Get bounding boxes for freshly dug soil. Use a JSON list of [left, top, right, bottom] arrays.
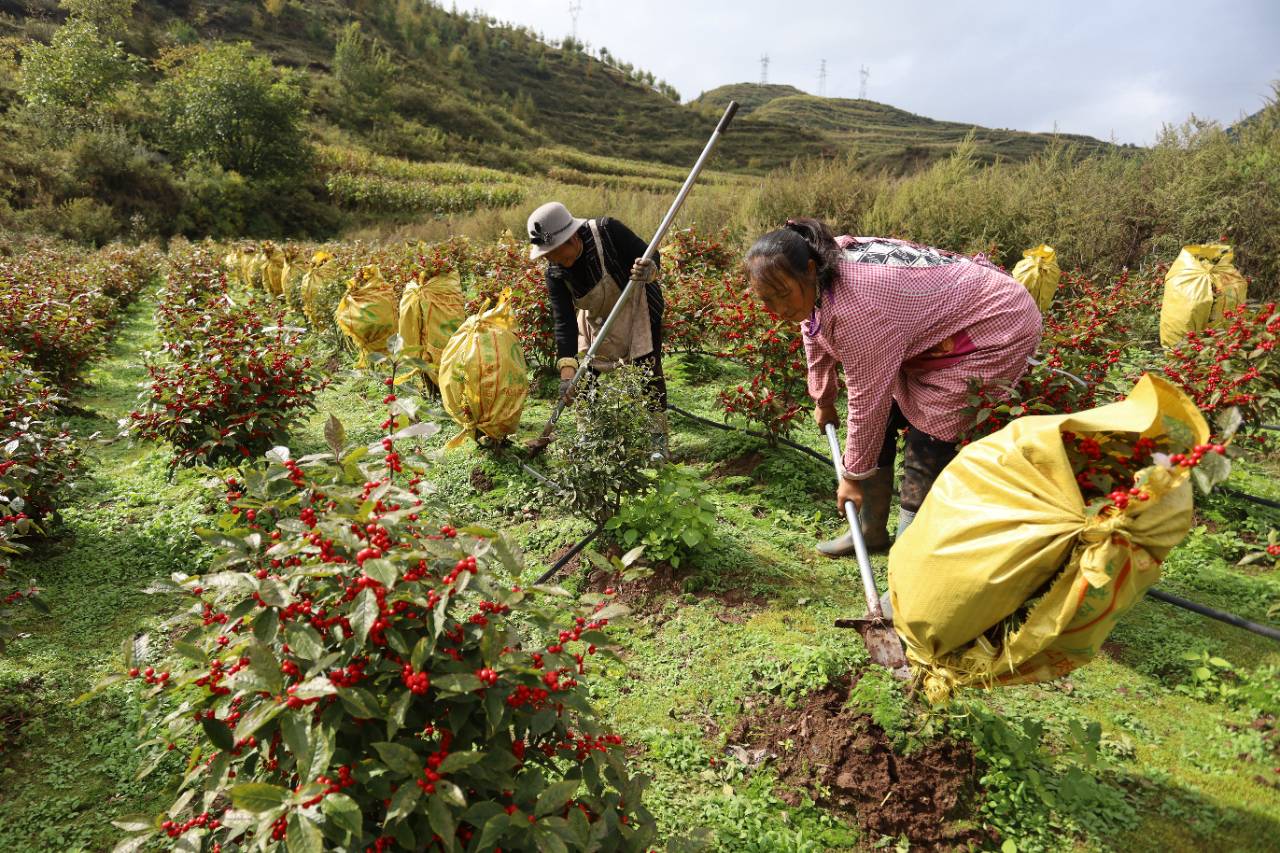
[[711, 451, 765, 480], [730, 680, 987, 848]]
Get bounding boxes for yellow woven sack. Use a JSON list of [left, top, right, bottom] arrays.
[[335, 265, 397, 367], [398, 269, 466, 384], [301, 252, 337, 331], [222, 249, 244, 286], [1011, 244, 1061, 312], [261, 242, 286, 297], [279, 249, 301, 311], [439, 292, 529, 448], [889, 375, 1207, 703], [238, 247, 265, 291], [1159, 244, 1248, 348]]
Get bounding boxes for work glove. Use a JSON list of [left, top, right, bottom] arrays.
[[558, 378, 576, 404], [630, 257, 657, 284]]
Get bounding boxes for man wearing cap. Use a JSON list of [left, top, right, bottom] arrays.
[[527, 201, 669, 460]]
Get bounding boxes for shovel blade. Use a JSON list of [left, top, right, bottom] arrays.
[[837, 617, 912, 680]]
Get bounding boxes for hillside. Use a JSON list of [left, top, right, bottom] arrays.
[[0, 0, 1121, 242], [693, 84, 1116, 171]]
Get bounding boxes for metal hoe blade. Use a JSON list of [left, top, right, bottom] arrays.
[[824, 423, 912, 679]]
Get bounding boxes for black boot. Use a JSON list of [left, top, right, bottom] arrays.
[[815, 467, 894, 557]]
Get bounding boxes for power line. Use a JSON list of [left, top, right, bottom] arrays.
[[760, 53, 769, 85], [859, 65, 870, 100], [818, 59, 827, 97]]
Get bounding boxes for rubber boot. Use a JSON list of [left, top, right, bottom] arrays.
[[648, 410, 670, 465], [816, 466, 894, 557], [896, 508, 916, 538]]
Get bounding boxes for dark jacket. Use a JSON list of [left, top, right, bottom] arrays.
[[545, 217, 664, 360]]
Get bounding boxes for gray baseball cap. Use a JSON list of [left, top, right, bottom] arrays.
[[526, 201, 586, 260]]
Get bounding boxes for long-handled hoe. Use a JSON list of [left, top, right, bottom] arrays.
[[823, 422, 913, 680], [524, 101, 740, 457]]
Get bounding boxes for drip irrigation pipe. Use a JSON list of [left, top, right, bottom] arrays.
[[1218, 486, 1280, 511], [666, 404, 830, 467], [534, 525, 603, 585], [1146, 588, 1280, 643]]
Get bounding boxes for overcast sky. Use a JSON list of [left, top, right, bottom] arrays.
[[462, 0, 1278, 145]]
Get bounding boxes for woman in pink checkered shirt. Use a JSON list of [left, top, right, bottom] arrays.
[[746, 218, 1042, 560]]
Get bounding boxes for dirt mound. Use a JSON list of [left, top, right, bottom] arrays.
[[583, 561, 687, 611], [730, 681, 987, 848], [469, 467, 495, 492], [711, 451, 765, 479]]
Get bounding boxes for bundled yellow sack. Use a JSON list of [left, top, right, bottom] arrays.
[[439, 292, 529, 448], [1011, 244, 1061, 312], [398, 269, 466, 384], [279, 248, 301, 311], [335, 265, 397, 367], [301, 252, 338, 331], [1159, 244, 1248, 348], [222, 248, 244, 286], [889, 375, 1207, 704], [261, 242, 286, 297], [238, 247, 265, 291]]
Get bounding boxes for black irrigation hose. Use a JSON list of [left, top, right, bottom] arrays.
[[1146, 588, 1280, 643], [1219, 486, 1280, 511], [666, 403, 831, 467], [534, 525, 603, 585], [1262, 424, 1280, 432]]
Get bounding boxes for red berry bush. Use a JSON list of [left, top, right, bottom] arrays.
[[0, 239, 156, 381], [103, 386, 657, 852], [468, 233, 557, 371], [126, 248, 325, 469], [1161, 301, 1279, 426]]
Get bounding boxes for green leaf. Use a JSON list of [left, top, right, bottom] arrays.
[[373, 741, 422, 776], [386, 782, 421, 823], [680, 527, 703, 548], [427, 793, 457, 846], [388, 689, 413, 740], [1208, 657, 1231, 668], [437, 779, 467, 808], [362, 558, 398, 588], [338, 686, 382, 719], [280, 711, 310, 772], [287, 812, 324, 853], [477, 813, 510, 850], [411, 634, 435, 670], [230, 782, 290, 813], [535, 779, 581, 817], [257, 577, 289, 608], [433, 673, 483, 694], [349, 588, 379, 644], [322, 792, 363, 838], [201, 716, 236, 752], [1002, 840, 1018, 853], [253, 608, 280, 644], [172, 641, 206, 663], [235, 700, 283, 741], [437, 750, 485, 774], [249, 642, 284, 694], [325, 414, 346, 458], [285, 625, 325, 661]]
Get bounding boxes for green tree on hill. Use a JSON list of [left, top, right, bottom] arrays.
[[155, 42, 306, 179]]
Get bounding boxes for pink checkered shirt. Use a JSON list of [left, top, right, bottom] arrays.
[[803, 236, 1042, 477]]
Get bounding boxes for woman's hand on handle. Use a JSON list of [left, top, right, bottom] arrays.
[[837, 476, 863, 514], [814, 402, 837, 432], [558, 365, 577, 405]]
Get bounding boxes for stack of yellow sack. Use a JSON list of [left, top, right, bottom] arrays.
[[439, 292, 529, 448], [261, 242, 286, 298], [889, 375, 1206, 704], [1159, 244, 1248, 348], [398, 269, 467, 385], [335, 265, 397, 367], [1011, 244, 1061, 312], [301, 252, 338, 332]]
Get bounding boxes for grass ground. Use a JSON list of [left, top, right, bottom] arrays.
[[1, 295, 1278, 851]]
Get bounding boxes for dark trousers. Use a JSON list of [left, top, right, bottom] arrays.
[[876, 402, 958, 513]]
